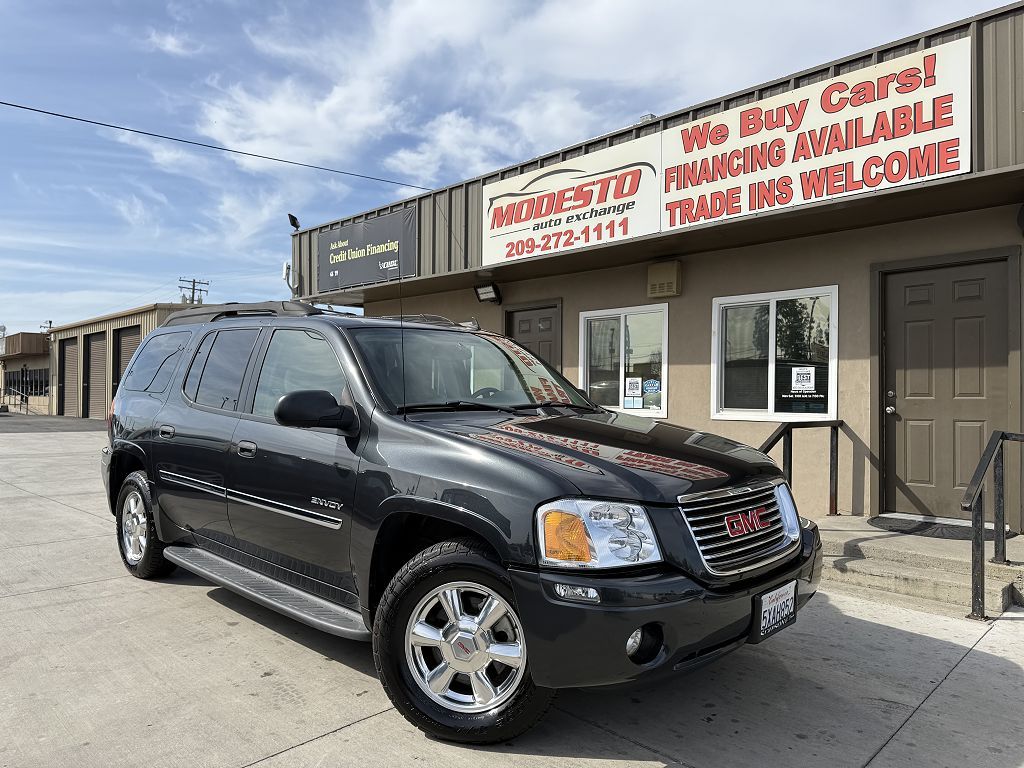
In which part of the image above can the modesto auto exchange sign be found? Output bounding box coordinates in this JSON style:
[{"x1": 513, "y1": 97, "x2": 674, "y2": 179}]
[{"x1": 482, "y1": 38, "x2": 971, "y2": 266}]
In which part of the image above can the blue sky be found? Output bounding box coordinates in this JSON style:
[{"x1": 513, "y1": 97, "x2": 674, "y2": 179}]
[{"x1": 0, "y1": 0, "x2": 999, "y2": 333}]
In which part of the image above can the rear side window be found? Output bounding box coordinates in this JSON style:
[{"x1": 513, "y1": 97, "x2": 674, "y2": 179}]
[
  {"x1": 183, "y1": 329, "x2": 260, "y2": 411},
  {"x1": 122, "y1": 331, "x2": 192, "y2": 393}
]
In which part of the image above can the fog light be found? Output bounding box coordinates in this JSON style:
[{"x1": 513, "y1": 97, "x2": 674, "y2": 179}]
[
  {"x1": 553, "y1": 583, "x2": 600, "y2": 603},
  {"x1": 625, "y1": 623, "x2": 664, "y2": 665},
  {"x1": 626, "y1": 628, "x2": 643, "y2": 656}
]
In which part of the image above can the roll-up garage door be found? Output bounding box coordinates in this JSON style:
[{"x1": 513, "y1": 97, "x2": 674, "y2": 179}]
[
  {"x1": 85, "y1": 332, "x2": 107, "y2": 419},
  {"x1": 60, "y1": 338, "x2": 79, "y2": 416},
  {"x1": 114, "y1": 326, "x2": 141, "y2": 394}
]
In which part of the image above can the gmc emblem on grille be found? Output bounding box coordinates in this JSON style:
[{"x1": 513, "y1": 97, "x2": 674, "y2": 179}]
[{"x1": 724, "y1": 507, "x2": 769, "y2": 537}]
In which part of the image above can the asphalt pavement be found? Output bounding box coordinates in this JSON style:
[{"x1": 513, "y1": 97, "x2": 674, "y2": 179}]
[
  {"x1": 0, "y1": 411, "x2": 108, "y2": 433},
  {"x1": 1, "y1": 426, "x2": 1022, "y2": 768}
]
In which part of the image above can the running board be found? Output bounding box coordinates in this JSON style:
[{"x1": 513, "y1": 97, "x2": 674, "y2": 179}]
[{"x1": 163, "y1": 545, "x2": 370, "y2": 641}]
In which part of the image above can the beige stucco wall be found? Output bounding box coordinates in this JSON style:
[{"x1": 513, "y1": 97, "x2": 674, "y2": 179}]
[{"x1": 368, "y1": 204, "x2": 1024, "y2": 525}]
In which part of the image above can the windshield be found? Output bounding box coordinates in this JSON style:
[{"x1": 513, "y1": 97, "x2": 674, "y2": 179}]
[{"x1": 349, "y1": 327, "x2": 594, "y2": 412}]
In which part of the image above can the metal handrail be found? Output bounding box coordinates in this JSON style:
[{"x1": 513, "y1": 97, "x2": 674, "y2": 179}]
[
  {"x1": 759, "y1": 420, "x2": 843, "y2": 516},
  {"x1": 960, "y1": 429, "x2": 1024, "y2": 620},
  {"x1": 1, "y1": 386, "x2": 30, "y2": 414}
]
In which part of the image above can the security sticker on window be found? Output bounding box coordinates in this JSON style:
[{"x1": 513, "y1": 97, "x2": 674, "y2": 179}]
[
  {"x1": 625, "y1": 377, "x2": 642, "y2": 397},
  {"x1": 791, "y1": 366, "x2": 815, "y2": 393}
]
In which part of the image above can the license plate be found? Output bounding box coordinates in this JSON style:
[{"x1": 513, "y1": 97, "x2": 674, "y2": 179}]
[{"x1": 750, "y1": 580, "x2": 797, "y2": 643}]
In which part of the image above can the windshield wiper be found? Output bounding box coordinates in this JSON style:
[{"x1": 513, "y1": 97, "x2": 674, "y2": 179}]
[
  {"x1": 510, "y1": 400, "x2": 601, "y2": 412},
  {"x1": 397, "y1": 400, "x2": 517, "y2": 414}
]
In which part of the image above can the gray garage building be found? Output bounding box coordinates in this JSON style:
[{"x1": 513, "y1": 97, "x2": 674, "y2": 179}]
[
  {"x1": 290, "y1": 4, "x2": 1024, "y2": 531},
  {"x1": 48, "y1": 304, "x2": 186, "y2": 419}
]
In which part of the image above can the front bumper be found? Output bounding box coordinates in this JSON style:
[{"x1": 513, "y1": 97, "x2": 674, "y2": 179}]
[{"x1": 509, "y1": 522, "x2": 822, "y2": 689}]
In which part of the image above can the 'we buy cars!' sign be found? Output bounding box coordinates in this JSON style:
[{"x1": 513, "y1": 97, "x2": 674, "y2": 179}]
[{"x1": 482, "y1": 38, "x2": 971, "y2": 266}]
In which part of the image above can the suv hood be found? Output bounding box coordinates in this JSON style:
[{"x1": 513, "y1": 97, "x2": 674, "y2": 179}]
[{"x1": 418, "y1": 409, "x2": 781, "y2": 504}]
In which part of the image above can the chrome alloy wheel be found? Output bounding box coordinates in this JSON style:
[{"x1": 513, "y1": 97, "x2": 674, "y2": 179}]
[
  {"x1": 404, "y1": 581, "x2": 527, "y2": 714},
  {"x1": 121, "y1": 490, "x2": 148, "y2": 565}
]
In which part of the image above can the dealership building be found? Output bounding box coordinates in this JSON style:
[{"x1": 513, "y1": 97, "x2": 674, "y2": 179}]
[{"x1": 290, "y1": 5, "x2": 1024, "y2": 531}]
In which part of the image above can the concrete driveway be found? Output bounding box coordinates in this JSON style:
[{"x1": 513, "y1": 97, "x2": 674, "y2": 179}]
[{"x1": 1, "y1": 428, "x2": 1022, "y2": 768}]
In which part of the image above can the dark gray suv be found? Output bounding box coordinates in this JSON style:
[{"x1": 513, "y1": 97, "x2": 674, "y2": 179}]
[{"x1": 102, "y1": 301, "x2": 822, "y2": 743}]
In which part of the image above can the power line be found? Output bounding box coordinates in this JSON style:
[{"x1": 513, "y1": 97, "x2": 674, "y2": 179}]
[
  {"x1": 0, "y1": 99, "x2": 469, "y2": 273},
  {"x1": 0, "y1": 99, "x2": 432, "y2": 191}
]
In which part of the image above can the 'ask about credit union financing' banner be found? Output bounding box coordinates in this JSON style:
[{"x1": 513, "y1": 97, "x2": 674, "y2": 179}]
[{"x1": 482, "y1": 37, "x2": 971, "y2": 266}]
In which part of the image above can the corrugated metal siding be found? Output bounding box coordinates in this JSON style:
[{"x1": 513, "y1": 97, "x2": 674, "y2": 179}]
[
  {"x1": 449, "y1": 185, "x2": 465, "y2": 272},
  {"x1": 115, "y1": 325, "x2": 142, "y2": 391},
  {"x1": 0, "y1": 332, "x2": 47, "y2": 358},
  {"x1": 982, "y1": 9, "x2": 1024, "y2": 169},
  {"x1": 466, "y1": 180, "x2": 483, "y2": 271},
  {"x1": 294, "y1": 4, "x2": 1024, "y2": 295},
  {"x1": 85, "y1": 332, "x2": 106, "y2": 419},
  {"x1": 433, "y1": 193, "x2": 448, "y2": 274},
  {"x1": 59, "y1": 338, "x2": 78, "y2": 417},
  {"x1": 47, "y1": 306, "x2": 182, "y2": 416},
  {"x1": 418, "y1": 196, "x2": 434, "y2": 277}
]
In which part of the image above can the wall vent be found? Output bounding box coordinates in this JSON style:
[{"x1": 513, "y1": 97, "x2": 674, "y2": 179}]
[{"x1": 647, "y1": 261, "x2": 682, "y2": 298}]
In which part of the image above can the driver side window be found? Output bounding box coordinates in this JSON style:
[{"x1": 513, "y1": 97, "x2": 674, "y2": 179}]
[{"x1": 252, "y1": 329, "x2": 351, "y2": 418}]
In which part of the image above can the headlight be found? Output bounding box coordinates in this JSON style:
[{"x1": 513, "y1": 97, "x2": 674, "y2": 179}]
[
  {"x1": 536, "y1": 498, "x2": 663, "y2": 569},
  {"x1": 774, "y1": 482, "x2": 802, "y2": 542}
]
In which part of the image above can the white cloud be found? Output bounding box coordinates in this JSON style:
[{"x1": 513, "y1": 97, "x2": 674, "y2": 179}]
[
  {"x1": 84, "y1": 187, "x2": 158, "y2": 233},
  {"x1": 11, "y1": 171, "x2": 48, "y2": 197},
  {"x1": 385, "y1": 111, "x2": 510, "y2": 186},
  {"x1": 145, "y1": 28, "x2": 203, "y2": 56},
  {"x1": 197, "y1": 76, "x2": 403, "y2": 173},
  {"x1": 111, "y1": 130, "x2": 215, "y2": 180},
  {"x1": 191, "y1": 0, "x2": 993, "y2": 191},
  {"x1": 125, "y1": 178, "x2": 170, "y2": 206}
]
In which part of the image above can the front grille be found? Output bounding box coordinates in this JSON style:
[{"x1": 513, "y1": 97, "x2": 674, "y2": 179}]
[{"x1": 678, "y1": 480, "x2": 799, "y2": 575}]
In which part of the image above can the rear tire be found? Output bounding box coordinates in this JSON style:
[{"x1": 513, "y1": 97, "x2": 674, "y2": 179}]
[
  {"x1": 373, "y1": 539, "x2": 555, "y2": 744},
  {"x1": 115, "y1": 470, "x2": 176, "y2": 579}
]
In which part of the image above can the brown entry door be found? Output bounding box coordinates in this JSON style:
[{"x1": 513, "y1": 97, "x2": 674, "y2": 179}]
[
  {"x1": 507, "y1": 305, "x2": 561, "y2": 368},
  {"x1": 884, "y1": 261, "x2": 1008, "y2": 519}
]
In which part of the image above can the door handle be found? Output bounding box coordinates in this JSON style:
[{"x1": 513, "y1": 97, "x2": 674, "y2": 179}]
[
  {"x1": 884, "y1": 406, "x2": 896, "y2": 415},
  {"x1": 237, "y1": 441, "x2": 257, "y2": 458},
  {"x1": 159, "y1": 424, "x2": 175, "y2": 439}
]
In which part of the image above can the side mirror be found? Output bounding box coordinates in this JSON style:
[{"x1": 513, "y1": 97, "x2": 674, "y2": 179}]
[{"x1": 274, "y1": 390, "x2": 358, "y2": 435}]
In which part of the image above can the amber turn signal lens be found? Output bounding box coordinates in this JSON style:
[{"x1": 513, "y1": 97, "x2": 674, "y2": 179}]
[{"x1": 543, "y1": 510, "x2": 593, "y2": 563}]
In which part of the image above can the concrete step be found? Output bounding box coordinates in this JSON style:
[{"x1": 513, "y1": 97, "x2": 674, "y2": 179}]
[
  {"x1": 817, "y1": 581, "x2": 987, "y2": 621},
  {"x1": 1, "y1": 405, "x2": 50, "y2": 416},
  {"x1": 821, "y1": 553, "x2": 1014, "y2": 613},
  {"x1": 820, "y1": 534, "x2": 1024, "y2": 584}
]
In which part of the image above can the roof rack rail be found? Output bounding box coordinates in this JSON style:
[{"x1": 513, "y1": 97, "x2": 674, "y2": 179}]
[
  {"x1": 161, "y1": 301, "x2": 355, "y2": 327},
  {"x1": 376, "y1": 314, "x2": 479, "y2": 330},
  {"x1": 377, "y1": 314, "x2": 457, "y2": 326}
]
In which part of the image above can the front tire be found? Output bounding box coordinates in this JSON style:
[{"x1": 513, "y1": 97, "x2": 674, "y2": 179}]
[
  {"x1": 116, "y1": 470, "x2": 176, "y2": 579},
  {"x1": 373, "y1": 539, "x2": 555, "y2": 744}
]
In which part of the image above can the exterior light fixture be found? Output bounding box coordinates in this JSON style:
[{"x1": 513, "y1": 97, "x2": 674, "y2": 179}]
[{"x1": 474, "y1": 283, "x2": 502, "y2": 304}]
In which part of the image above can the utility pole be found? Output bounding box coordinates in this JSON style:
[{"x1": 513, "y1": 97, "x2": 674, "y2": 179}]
[
  {"x1": 39, "y1": 320, "x2": 52, "y2": 333},
  {"x1": 178, "y1": 277, "x2": 210, "y2": 305}
]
